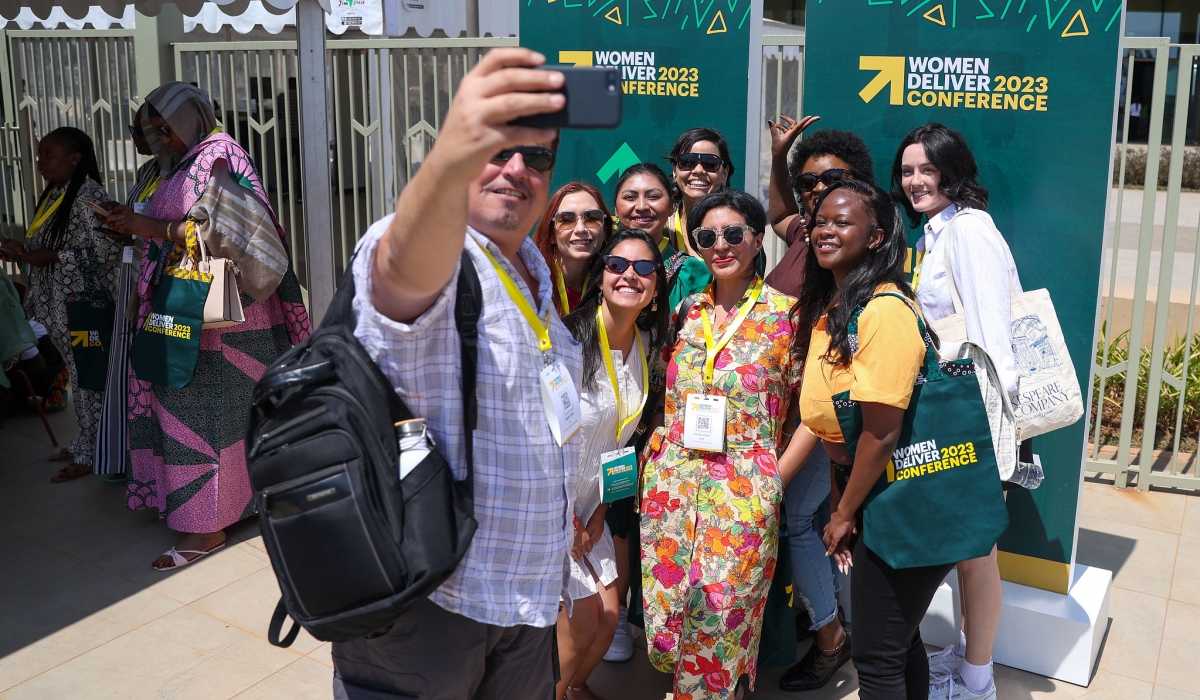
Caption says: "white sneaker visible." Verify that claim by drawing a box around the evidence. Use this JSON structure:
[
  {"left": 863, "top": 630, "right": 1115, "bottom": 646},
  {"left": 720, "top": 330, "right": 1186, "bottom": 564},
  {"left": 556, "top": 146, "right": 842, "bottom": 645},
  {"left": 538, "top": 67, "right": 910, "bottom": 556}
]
[
  {"left": 604, "top": 605, "right": 634, "bottom": 662},
  {"left": 927, "top": 643, "right": 964, "bottom": 676},
  {"left": 929, "top": 672, "right": 996, "bottom": 700}
]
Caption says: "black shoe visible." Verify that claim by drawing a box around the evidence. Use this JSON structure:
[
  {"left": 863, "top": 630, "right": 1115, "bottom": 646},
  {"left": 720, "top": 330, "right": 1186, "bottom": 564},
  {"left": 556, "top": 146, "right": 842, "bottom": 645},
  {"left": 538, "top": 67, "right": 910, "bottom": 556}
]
[{"left": 778, "top": 631, "right": 852, "bottom": 693}]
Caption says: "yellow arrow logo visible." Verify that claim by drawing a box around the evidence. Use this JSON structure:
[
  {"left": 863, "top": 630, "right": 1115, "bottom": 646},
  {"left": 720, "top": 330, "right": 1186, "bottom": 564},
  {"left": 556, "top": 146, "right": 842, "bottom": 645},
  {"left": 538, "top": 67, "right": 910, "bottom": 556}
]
[
  {"left": 71, "top": 330, "right": 88, "bottom": 347},
  {"left": 858, "top": 56, "right": 905, "bottom": 105},
  {"left": 558, "top": 51, "right": 593, "bottom": 67}
]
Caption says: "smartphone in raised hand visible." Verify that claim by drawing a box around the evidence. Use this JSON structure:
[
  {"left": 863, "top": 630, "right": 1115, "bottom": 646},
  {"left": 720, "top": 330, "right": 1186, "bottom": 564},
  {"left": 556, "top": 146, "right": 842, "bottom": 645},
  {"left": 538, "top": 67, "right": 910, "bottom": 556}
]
[{"left": 509, "top": 67, "right": 623, "bottom": 130}]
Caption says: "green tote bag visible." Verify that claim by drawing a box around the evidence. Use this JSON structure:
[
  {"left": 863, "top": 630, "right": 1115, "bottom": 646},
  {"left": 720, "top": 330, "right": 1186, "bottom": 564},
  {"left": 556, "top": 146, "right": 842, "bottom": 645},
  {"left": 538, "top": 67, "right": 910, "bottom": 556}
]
[
  {"left": 64, "top": 247, "right": 116, "bottom": 392},
  {"left": 833, "top": 293, "right": 1008, "bottom": 570},
  {"left": 128, "top": 267, "right": 209, "bottom": 389}
]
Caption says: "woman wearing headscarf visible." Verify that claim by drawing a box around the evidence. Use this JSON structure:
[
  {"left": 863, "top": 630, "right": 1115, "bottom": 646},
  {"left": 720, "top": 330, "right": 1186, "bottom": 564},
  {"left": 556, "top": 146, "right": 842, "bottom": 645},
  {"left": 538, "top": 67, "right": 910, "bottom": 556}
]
[
  {"left": 101, "top": 82, "right": 311, "bottom": 571},
  {"left": 0, "top": 127, "right": 120, "bottom": 481},
  {"left": 91, "top": 104, "right": 167, "bottom": 480}
]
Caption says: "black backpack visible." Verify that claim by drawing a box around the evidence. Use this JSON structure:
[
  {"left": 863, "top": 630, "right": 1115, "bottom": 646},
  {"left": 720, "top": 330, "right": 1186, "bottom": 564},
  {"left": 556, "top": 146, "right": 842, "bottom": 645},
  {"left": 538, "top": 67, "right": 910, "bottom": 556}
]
[{"left": 245, "top": 252, "right": 480, "bottom": 647}]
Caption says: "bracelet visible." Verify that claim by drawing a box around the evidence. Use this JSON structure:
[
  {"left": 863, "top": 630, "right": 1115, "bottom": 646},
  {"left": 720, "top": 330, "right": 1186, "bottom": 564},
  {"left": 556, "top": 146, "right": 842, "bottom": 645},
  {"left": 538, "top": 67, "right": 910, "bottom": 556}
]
[{"left": 165, "top": 220, "right": 174, "bottom": 240}]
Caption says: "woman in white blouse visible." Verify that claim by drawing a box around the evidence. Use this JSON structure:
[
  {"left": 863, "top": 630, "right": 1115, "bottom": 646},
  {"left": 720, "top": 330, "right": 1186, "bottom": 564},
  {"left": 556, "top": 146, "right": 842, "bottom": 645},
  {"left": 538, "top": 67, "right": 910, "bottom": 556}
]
[
  {"left": 892, "top": 123, "right": 1021, "bottom": 700},
  {"left": 558, "top": 228, "right": 669, "bottom": 700}
]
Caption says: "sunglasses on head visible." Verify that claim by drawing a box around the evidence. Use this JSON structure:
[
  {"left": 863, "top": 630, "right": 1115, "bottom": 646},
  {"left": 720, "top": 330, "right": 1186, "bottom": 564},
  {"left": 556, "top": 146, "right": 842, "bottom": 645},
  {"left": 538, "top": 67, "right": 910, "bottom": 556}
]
[
  {"left": 491, "top": 146, "right": 556, "bottom": 173},
  {"left": 553, "top": 209, "right": 606, "bottom": 231},
  {"left": 692, "top": 223, "right": 754, "bottom": 249},
  {"left": 674, "top": 152, "right": 723, "bottom": 173},
  {"left": 798, "top": 168, "right": 853, "bottom": 192},
  {"left": 603, "top": 255, "right": 659, "bottom": 277}
]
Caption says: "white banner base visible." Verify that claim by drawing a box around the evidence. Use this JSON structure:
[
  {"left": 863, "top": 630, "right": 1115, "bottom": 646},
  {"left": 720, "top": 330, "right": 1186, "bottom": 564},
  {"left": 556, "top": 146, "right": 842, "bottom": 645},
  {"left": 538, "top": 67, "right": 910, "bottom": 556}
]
[{"left": 921, "top": 564, "right": 1112, "bottom": 687}]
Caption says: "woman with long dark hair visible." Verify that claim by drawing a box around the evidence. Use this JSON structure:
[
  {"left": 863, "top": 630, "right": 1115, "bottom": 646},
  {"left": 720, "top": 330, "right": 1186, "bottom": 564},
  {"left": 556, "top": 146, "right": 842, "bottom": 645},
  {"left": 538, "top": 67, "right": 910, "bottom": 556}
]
[
  {"left": 641, "top": 189, "right": 810, "bottom": 700},
  {"left": 533, "top": 182, "right": 613, "bottom": 317},
  {"left": 557, "top": 228, "right": 668, "bottom": 699},
  {"left": 0, "top": 127, "right": 120, "bottom": 481},
  {"left": 762, "top": 118, "right": 877, "bottom": 693},
  {"left": 792, "top": 179, "right": 952, "bottom": 699},
  {"left": 893, "top": 123, "right": 1019, "bottom": 700}
]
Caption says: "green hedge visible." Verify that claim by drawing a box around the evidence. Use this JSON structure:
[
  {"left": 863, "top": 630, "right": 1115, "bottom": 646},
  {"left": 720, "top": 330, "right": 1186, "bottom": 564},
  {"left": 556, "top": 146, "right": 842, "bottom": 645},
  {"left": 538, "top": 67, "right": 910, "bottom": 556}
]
[{"left": 1113, "top": 146, "right": 1200, "bottom": 190}]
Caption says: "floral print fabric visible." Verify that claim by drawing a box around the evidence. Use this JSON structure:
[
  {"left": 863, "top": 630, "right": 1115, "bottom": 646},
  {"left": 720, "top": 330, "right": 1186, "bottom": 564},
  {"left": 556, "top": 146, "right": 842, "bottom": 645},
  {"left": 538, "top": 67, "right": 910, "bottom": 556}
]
[{"left": 640, "top": 281, "right": 800, "bottom": 699}]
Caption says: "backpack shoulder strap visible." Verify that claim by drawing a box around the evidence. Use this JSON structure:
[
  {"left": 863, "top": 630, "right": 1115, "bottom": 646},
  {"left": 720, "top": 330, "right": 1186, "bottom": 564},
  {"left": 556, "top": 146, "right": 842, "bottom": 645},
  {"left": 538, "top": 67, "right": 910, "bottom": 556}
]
[
  {"left": 455, "top": 251, "right": 481, "bottom": 497},
  {"left": 674, "top": 294, "right": 697, "bottom": 341}
]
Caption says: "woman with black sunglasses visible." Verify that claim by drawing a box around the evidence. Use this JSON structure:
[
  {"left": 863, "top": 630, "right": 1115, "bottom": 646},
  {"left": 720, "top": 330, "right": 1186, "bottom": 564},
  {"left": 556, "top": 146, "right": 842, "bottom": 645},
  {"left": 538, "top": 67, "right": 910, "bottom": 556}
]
[
  {"left": 557, "top": 228, "right": 668, "bottom": 700},
  {"left": 534, "top": 182, "right": 614, "bottom": 316},
  {"left": 665, "top": 128, "right": 734, "bottom": 255},
  {"left": 640, "top": 189, "right": 812, "bottom": 700}
]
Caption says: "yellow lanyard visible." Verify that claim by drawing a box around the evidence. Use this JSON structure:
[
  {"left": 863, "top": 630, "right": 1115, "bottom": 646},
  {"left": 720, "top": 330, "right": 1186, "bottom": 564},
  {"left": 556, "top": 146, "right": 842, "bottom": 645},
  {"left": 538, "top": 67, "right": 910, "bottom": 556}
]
[
  {"left": 553, "top": 260, "right": 588, "bottom": 315},
  {"left": 137, "top": 175, "right": 162, "bottom": 204},
  {"left": 657, "top": 235, "right": 669, "bottom": 254},
  {"left": 597, "top": 306, "right": 649, "bottom": 440},
  {"left": 699, "top": 277, "right": 764, "bottom": 387},
  {"left": 479, "top": 245, "right": 553, "bottom": 353},
  {"left": 25, "top": 190, "right": 66, "bottom": 239},
  {"left": 911, "top": 237, "right": 928, "bottom": 291},
  {"left": 669, "top": 210, "right": 687, "bottom": 252}
]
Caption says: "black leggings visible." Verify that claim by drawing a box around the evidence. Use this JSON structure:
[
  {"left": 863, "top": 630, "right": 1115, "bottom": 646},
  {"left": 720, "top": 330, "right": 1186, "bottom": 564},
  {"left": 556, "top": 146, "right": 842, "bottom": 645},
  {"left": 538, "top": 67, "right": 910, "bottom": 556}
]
[{"left": 850, "top": 539, "right": 955, "bottom": 700}]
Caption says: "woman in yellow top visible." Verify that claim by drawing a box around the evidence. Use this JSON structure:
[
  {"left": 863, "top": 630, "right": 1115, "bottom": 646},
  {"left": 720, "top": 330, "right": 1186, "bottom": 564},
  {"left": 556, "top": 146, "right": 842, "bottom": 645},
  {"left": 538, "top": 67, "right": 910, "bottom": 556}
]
[
  {"left": 792, "top": 179, "right": 956, "bottom": 699},
  {"left": 640, "top": 189, "right": 812, "bottom": 700}
]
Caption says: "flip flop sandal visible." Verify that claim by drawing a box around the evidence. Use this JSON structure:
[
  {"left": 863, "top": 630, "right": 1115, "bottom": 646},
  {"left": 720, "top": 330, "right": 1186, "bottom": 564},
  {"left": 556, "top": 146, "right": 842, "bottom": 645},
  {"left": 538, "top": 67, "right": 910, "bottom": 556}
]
[
  {"left": 48, "top": 449, "right": 72, "bottom": 462},
  {"left": 153, "top": 541, "right": 226, "bottom": 571},
  {"left": 50, "top": 463, "right": 90, "bottom": 482}
]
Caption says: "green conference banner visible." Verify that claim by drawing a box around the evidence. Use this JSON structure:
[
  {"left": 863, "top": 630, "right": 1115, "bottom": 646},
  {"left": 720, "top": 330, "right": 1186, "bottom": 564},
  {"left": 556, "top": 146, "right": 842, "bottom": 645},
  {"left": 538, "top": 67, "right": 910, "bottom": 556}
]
[
  {"left": 519, "top": 0, "right": 762, "bottom": 194},
  {"left": 805, "top": 0, "right": 1123, "bottom": 593}
]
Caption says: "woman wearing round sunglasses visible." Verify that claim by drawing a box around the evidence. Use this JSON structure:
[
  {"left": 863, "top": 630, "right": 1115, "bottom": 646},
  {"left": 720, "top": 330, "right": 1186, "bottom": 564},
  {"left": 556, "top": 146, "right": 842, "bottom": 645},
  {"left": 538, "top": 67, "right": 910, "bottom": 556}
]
[
  {"left": 640, "top": 189, "right": 811, "bottom": 700},
  {"left": 534, "top": 182, "right": 614, "bottom": 316},
  {"left": 666, "top": 128, "right": 733, "bottom": 254},
  {"left": 557, "top": 228, "right": 669, "bottom": 700}
]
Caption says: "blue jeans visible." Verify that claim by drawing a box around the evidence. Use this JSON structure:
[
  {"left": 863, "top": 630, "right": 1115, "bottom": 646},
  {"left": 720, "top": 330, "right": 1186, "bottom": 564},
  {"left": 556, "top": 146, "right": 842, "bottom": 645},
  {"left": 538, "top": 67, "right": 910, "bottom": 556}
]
[{"left": 784, "top": 443, "right": 842, "bottom": 630}]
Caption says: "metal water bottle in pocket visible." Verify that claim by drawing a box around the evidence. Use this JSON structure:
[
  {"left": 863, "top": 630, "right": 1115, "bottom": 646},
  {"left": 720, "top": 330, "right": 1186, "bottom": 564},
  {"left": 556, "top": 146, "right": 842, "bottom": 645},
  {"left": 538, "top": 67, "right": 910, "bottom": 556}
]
[{"left": 396, "top": 419, "right": 433, "bottom": 480}]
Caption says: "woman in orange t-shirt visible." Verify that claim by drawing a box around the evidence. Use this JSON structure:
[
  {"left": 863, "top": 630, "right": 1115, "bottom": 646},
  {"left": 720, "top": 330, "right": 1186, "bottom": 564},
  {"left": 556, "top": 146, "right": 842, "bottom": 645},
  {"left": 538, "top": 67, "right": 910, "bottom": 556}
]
[{"left": 789, "top": 179, "right": 955, "bottom": 700}]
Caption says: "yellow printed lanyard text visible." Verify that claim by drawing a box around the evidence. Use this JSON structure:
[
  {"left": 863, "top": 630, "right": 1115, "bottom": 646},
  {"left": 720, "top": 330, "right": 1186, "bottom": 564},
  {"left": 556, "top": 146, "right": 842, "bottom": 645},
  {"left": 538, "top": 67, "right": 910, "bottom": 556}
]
[
  {"left": 480, "top": 245, "right": 553, "bottom": 354},
  {"left": 596, "top": 306, "right": 649, "bottom": 440},
  {"left": 699, "top": 277, "right": 763, "bottom": 387},
  {"left": 25, "top": 190, "right": 66, "bottom": 239}
]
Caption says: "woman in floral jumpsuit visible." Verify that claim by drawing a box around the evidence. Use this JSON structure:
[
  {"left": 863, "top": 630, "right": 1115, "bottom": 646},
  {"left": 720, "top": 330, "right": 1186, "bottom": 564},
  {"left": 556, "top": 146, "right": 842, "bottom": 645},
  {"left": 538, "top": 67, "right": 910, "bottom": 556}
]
[{"left": 640, "top": 189, "right": 810, "bottom": 700}]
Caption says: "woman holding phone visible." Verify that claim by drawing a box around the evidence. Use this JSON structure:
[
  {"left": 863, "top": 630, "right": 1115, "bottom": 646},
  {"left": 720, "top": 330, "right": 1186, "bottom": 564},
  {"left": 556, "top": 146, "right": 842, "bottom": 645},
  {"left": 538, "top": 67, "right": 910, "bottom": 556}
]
[
  {"left": 557, "top": 228, "right": 668, "bottom": 700},
  {"left": 0, "top": 127, "right": 120, "bottom": 481}
]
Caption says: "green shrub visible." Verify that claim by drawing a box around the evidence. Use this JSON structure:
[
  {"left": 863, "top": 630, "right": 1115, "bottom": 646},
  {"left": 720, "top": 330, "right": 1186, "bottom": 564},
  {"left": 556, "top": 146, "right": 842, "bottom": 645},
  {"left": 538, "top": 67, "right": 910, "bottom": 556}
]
[
  {"left": 1092, "top": 322, "right": 1200, "bottom": 452},
  {"left": 1113, "top": 146, "right": 1200, "bottom": 190}
]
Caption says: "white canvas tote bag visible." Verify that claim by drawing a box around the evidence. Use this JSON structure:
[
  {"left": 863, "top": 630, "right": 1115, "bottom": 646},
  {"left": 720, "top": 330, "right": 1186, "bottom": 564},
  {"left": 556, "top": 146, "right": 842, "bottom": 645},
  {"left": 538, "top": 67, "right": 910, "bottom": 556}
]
[{"left": 928, "top": 210, "right": 1084, "bottom": 441}]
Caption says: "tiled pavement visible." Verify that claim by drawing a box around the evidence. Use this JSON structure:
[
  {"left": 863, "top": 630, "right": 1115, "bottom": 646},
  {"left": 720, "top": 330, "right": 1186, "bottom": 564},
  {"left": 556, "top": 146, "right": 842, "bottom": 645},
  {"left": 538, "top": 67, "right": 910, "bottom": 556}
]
[{"left": 2, "top": 403, "right": 1198, "bottom": 699}]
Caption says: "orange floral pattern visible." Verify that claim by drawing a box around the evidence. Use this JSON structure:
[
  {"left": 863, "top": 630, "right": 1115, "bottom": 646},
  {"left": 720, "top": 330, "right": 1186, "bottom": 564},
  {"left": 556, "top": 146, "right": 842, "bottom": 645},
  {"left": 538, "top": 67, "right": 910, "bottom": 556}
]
[{"left": 640, "top": 281, "right": 800, "bottom": 699}]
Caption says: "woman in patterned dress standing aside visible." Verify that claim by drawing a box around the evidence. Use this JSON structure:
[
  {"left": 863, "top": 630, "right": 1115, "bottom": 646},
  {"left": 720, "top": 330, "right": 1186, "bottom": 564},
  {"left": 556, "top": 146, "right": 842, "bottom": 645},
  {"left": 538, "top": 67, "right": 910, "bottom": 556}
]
[
  {"left": 100, "top": 82, "right": 311, "bottom": 570},
  {"left": 0, "top": 127, "right": 120, "bottom": 481},
  {"left": 639, "top": 190, "right": 814, "bottom": 700}
]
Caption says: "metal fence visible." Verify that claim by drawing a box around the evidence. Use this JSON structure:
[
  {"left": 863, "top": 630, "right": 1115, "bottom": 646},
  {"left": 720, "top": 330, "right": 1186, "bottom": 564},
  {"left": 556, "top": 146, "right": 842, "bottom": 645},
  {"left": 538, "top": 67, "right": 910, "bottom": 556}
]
[
  {"left": 1088, "top": 38, "right": 1200, "bottom": 491},
  {"left": 0, "top": 29, "right": 140, "bottom": 240},
  {"left": 760, "top": 34, "right": 805, "bottom": 269},
  {"left": 174, "top": 36, "right": 517, "bottom": 286}
]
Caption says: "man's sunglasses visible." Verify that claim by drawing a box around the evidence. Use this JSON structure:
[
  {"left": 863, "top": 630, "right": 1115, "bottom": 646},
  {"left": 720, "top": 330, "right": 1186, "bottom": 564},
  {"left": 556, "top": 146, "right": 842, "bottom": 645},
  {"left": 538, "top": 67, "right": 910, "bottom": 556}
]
[
  {"left": 553, "top": 209, "right": 606, "bottom": 231},
  {"left": 492, "top": 146, "right": 556, "bottom": 173},
  {"left": 674, "top": 152, "right": 723, "bottom": 173},
  {"left": 798, "top": 168, "right": 854, "bottom": 192},
  {"left": 693, "top": 223, "right": 754, "bottom": 249},
  {"left": 603, "top": 255, "right": 658, "bottom": 277}
]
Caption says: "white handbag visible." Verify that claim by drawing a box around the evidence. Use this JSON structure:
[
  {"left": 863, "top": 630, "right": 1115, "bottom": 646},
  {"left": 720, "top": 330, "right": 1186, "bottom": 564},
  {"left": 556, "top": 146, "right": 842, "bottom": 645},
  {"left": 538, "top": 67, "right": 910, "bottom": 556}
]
[
  {"left": 928, "top": 210, "right": 1084, "bottom": 442},
  {"left": 195, "top": 229, "right": 245, "bottom": 329}
]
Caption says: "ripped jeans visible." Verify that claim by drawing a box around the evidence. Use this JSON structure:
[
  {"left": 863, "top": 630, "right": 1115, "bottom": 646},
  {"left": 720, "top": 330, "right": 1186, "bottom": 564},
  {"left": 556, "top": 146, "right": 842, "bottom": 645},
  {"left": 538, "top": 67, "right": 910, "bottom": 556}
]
[{"left": 783, "top": 443, "right": 842, "bottom": 630}]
